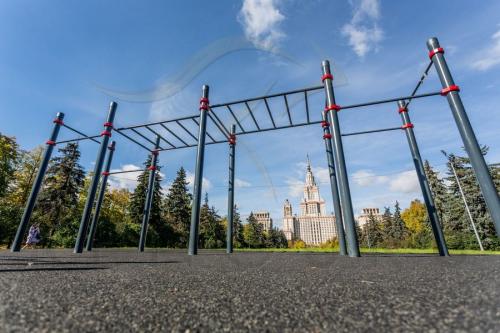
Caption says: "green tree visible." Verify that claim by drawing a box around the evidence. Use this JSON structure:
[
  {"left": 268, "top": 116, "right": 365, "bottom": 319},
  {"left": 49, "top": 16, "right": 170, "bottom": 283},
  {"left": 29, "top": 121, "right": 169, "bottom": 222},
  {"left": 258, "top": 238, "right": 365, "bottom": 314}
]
[
  {"left": 388, "top": 201, "right": 407, "bottom": 247},
  {"left": 424, "top": 160, "right": 450, "bottom": 226},
  {"left": 164, "top": 167, "right": 191, "bottom": 246},
  {"left": 445, "top": 149, "right": 498, "bottom": 249},
  {"left": 9, "top": 146, "right": 44, "bottom": 207},
  {"left": 35, "top": 143, "right": 85, "bottom": 246},
  {"left": 199, "top": 193, "right": 225, "bottom": 249},
  {"left": 129, "top": 156, "right": 167, "bottom": 247},
  {"left": 232, "top": 205, "right": 246, "bottom": 248},
  {"left": 361, "top": 212, "right": 382, "bottom": 248},
  {"left": 380, "top": 207, "right": 393, "bottom": 243},
  {"left": 265, "top": 228, "right": 288, "bottom": 248},
  {"left": 243, "top": 212, "right": 265, "bottom": 248},
  {"left": 0, "top": 133, "right": 19, "bottom": 197}
]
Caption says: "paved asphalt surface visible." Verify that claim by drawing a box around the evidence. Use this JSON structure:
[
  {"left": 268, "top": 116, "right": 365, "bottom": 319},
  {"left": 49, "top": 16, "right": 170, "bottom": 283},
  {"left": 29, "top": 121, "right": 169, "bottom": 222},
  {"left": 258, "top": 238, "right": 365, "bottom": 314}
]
[{"left": 0, "top": 249, "right": 499, "bottom": 332}]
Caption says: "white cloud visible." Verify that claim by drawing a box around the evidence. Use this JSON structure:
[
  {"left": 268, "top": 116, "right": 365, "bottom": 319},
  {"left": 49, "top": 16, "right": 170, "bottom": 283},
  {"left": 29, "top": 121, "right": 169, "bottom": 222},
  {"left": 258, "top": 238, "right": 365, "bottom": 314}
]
[
  {"left": 388, "top": 170, "right": 420, "bottom": 193},
  {"left": 285, "top": 178, "right": 303, "bottom": 198},
  {"left": 351, "top": 169, "right": 389, "bottom": 186},
  {"left": 238, "top": 0, "right": 285, "bottom": 51},
  {"left": 235, "top": 178, "right": 252, "bottom": 188},
  {"left": 471, "top": 29, "right": 500, "bottom": 71},
  {"left": 186, "top": 171, "right": 212, "bottom": 192},
  {"left": 342, "top": 0, "right": 383, "bottom": 57}
]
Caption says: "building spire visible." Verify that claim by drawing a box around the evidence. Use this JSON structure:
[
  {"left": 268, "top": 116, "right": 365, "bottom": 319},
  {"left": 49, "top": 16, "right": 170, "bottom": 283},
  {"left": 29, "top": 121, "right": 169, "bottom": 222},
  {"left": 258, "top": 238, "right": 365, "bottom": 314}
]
[{"left": 306, "top": 154, "right": 311, "bottom": 172}]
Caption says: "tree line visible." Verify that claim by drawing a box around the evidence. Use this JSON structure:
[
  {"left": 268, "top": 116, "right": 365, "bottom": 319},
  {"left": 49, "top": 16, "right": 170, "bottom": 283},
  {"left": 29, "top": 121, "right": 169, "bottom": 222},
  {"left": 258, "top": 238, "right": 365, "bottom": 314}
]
[
  {"left": 1, "top": 133, "right": 499, "bottom": 250},
  {"left": 0, "top": 135, "right": 287, "bottom": 249}
]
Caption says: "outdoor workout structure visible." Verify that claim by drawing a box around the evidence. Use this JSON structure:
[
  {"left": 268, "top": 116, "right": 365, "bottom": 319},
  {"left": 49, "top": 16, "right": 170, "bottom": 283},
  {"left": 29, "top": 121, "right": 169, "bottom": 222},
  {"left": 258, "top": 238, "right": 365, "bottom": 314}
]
[{"left": 10, "top": 37, "right": 500, "bottom": 257}]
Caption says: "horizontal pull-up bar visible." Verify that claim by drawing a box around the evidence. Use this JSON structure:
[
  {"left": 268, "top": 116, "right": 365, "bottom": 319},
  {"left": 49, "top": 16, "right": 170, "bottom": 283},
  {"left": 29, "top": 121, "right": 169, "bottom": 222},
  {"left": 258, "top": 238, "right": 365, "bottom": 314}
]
[
  {"left": 61, "top": 124, "right": 100, "bottom": 144},
  {"left": 340, "top": 90, "right": 441, "bottom": 110},
  {"left": 341, "top": 126, "right": 402, "bottom": 137},
  {"left": 210, "top": 84, "right": 324, "bottom": 108},
  {"left": 339, "top": 90, "right": 442, "bottom": 110},
  {"left": 113, "top": 128, "right": 152, "bottom": 152},
  {"left": 56, "top": 134, "right": 101, "bottom": 145},
  {"left": 108, "top": 168, "right": 148, "bottom": 175}
]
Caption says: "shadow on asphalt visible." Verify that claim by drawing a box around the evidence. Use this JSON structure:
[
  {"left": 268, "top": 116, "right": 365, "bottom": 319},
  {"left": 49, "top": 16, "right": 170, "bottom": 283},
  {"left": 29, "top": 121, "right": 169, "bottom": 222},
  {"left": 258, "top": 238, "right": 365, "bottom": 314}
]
[
  {"left": 0, "top": 267, "right": 109, "bottom": 272},
  {"left": 0, "top": 260, "right": 180, "bottom": 265}
]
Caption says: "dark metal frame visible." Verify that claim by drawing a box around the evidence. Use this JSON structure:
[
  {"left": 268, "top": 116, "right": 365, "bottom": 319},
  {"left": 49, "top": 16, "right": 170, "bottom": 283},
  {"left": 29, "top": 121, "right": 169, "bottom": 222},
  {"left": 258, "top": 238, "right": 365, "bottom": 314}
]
[{"left": 11, "top": 37, "right": 500, "bottom": 256}]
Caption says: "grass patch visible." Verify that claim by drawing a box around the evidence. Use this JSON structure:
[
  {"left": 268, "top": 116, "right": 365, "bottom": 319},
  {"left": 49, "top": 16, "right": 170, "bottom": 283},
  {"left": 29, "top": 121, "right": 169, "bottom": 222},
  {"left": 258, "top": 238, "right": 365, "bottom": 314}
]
[{"left": 235, "top": 247, "right": 500, "bottom": 255}]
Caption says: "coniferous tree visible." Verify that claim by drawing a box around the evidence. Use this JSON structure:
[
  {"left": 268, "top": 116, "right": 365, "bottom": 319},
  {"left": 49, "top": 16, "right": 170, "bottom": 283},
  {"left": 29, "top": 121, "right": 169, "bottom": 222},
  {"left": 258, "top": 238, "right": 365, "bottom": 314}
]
[
  {"left": 424, "top": 160, "right": 450, "bottom": 227},
  {"left": 390, "top": 201, "right": 407, "bottom": 246},
  {"left": 380, "top": 207, "right": 393, "bottom": 243},
  {"left": 265, "top": 228, "right": 288, "bottom": 248},
  {"left": 129, "top": 155, "right": 166, "bottom": 246},
  {"left": 199, "top": 193, "right": 225, "bottom": 248},
  {"left": 35, "top": 143, "right": 85, "bottom": 246},
  {"left": 362, "top": 212, "right": 382, "bottom": 248},
  {"left": 164, "top": 167, "right": 192, "bottom": 246},
  {"left": 232, "top": 205, "right": 246, "bottom": 248},
  {"left": 244, "top": 212, "right": 265, "bottom": 248}
]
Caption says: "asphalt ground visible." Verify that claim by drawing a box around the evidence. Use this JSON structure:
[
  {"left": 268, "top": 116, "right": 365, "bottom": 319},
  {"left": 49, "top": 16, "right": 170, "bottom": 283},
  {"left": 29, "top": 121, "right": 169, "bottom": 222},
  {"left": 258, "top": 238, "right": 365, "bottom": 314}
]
[{"left": 0, "top": 249, "right": 499, "bottom": 332}]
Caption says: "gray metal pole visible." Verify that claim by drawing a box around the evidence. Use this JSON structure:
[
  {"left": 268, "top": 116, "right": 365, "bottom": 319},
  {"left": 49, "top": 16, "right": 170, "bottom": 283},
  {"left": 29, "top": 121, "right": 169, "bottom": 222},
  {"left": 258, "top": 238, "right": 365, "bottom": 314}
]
[
  {"left": 85, "top": 141, "right": 116, "bottom": 251},
  {"left": 397, "top": 100, "right": 449, "bottom": 256},
  {"left": 11, "top": 112, "right": 65, "bottom": 252},
  {"left": 444, "top": 153, "right": 484, "bottom": 251},
  {"left": 226, "top": 124, "right": 236, "bottom": 254},
  {"left": 188, "top": 85, "right": 209, "bottom": 255},
  {"left": 321, "top": 60, "right": 360, "bottom": 257},
  {"left": 74, "top": 102, "right": 117, "bottom": 253},
  {"left": 138, "top": 136, "right": 161, "bottom": 252},
  {"left": 321, "top": 112, "right": 347, "bottom": 256},
  {"left": 428, "top": 37, "right": 500, "bottom": 237}
]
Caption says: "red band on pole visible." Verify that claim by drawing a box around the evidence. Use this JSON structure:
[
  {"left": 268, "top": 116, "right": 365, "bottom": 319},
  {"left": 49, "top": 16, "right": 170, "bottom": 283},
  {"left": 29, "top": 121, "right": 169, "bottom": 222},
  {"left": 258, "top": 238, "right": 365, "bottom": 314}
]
[
  {"left": 229, "top": 134, "right": 236, "bottom": 145},
  {"left": 53, "top": 119, "right": 64, "bottom": 125},
  {"left": 323, "top": 133, "right": 332, "bottom": 139},
  {"left": 398, "top": 107, "right": 408, "bottom": 113},
  {"left": 321, "top": 121, "right": 330, "bottom": 128},
  {"left": 148, "top": 166, "right": 157, "bottom": 171},
  {"left": 152, "top": 150, "right": 159, "bottom": 156},
  {"left": 324, "top": 104, "right": 341, "bottom": 112},
  {"left": 440, "top": 85, "right": 460, "bottom": 96},
  {"left": 402, "top": 123, "right": 414, "bottom": 129},
  {"left": 46, "top": 140, "right": 56, "bottom": 146},
  {"left": 101, "top": 130, "right": 112, "bottom": 137},
  {"left": 321, "top": 74, "right": 333, "bottom": 82},
  {"left": 200, "top": 98, "right": 209, "bottom": 103},
  {"left": 103, "top": 122, "right": 113, "bottom": 127},
  {"left": 428, "top": 47, "right": 444, "bottom": 59},
  {"left": 199, "top": 105, "right": 209, "bottom": 111},
  {"left": 102, "top": 171, "right": 110, "bottom": 176}
]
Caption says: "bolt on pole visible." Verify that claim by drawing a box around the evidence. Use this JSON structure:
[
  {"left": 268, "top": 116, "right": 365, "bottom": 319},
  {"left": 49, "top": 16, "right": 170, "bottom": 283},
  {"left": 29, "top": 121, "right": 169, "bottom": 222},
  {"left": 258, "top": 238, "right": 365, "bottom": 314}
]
[
  {"left": 444, "top": 153, "right": 484, "bottom": 251},
  {"left": 321, "top": 60, "right": 360, "bottom": 257},
  {"left": 74, "top": 102, "right": 117, "bottom": 253},
  {"left": 188, "top": 85, "right": 209, "bottom": 255},
  {"left": 226, "top": 124, "right": 236, "bottom": 254},
  {"left": 321, "top": 111, "right": 347, "bottom": 256},
  {"left": 397, "top": 100, "right": 449, "bottom": 256},
  {"left": 86, "top": 141, "right": 116, "bottom": 251},
  {"left": 428, "top": 37, "right": 500, "bottom": 237},
  {"left": 138, "top": 136, "right": 161, "bottom": 252},
  {"left": 11, "top": 112, "right": 65, "bottom": 252}
]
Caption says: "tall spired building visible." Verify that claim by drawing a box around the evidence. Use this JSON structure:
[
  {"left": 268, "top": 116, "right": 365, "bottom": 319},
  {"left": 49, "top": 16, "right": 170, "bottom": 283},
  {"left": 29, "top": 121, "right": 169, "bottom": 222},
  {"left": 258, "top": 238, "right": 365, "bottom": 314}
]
[{"left": 282, "top": 157, "right": 337, "bottom": 245}]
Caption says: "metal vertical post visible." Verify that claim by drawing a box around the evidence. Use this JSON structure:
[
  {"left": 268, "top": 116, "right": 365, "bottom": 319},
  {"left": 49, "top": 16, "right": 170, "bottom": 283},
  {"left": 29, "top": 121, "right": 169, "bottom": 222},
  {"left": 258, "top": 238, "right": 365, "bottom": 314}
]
[
  {"left": 226, "top": 124, "right": 236, "bottom": 254},
  {"left": 138, "top": 136, "right": 161, "bottom": 252},
  {"left": 85, "top": 141, "right": 116, "bottom": 251},
  {"left": 188, "top": 85, "right": 209, "bottom": 255},
  {"left": 321, "top": 60, "right": 360, "bottom": 257},
  {"left": 428, "top": 37, "right": 500, "bottom": 237},
  {"left": 11, "top": 112, "right": 65, "bottom": 252},
  {"left": 321, "top": 111, "right": 347, "bottom": 256},
  {"left": 74, "top": 102, "right": 117, "bottom": 253},
  {"left": 397, "top": 100, "right": 449, "bottom": 256}
]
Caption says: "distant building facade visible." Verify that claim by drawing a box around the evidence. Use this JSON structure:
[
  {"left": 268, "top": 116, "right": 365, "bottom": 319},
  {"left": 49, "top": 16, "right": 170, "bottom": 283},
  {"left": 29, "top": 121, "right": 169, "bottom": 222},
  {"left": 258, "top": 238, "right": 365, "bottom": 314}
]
[
  {"left": 282, "top": 158, "right": 337, "bottom": 245},
  {"left": 356, "top": 208, "right": 383, "bottom": 227},
  {"left": 253, "top": 211, "right": 273, "bottom": 232}
]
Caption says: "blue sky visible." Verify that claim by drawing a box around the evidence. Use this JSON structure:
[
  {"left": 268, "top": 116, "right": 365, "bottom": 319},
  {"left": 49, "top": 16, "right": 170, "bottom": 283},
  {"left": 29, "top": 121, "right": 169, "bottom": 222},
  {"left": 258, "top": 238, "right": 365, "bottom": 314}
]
[{"left": 1, "top": 0, "right": 500, "bottom": 226}]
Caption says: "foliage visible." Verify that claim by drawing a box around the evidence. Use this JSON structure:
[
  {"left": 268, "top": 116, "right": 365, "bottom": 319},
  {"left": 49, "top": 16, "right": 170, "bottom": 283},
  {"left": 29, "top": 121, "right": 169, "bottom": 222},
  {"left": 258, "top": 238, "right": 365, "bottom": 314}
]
[
  {"left": 164, "top": 167, "right": 191, "bottom": 247},
  {"left": 243, "top": 212, "right": 265, "bottom": 248},
  {"left": 0, "top": 133, "right": 19, "bottom": 197},
  {"left": 199, "top": 193, "right": 225, "bottom": 249}
]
